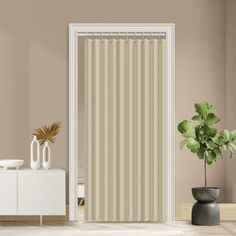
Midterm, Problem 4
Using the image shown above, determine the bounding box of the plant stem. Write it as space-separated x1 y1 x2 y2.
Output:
204 155 207 188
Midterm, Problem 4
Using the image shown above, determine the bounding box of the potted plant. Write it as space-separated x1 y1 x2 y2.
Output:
178 102 236 225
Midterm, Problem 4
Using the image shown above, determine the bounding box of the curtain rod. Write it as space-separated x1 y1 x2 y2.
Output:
77 32 166 37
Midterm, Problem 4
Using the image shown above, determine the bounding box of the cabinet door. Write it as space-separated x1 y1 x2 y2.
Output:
18 171 65 215
0 172 17 215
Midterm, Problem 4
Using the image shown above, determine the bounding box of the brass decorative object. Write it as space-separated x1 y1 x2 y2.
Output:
33 122 61 145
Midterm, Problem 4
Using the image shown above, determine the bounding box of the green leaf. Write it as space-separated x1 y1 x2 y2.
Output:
206 150 216 161
207 159 214 165
206 150 217 164
229 142 236 151
197 149 205 159
217 137 228 145
213 148 222 159
194 102 209 117
205 113 220 126
205 140 218 149
230 130 236 140
187 137 200 153
178 120 192 134
220 129 230 140
179 139 188 150
195 125 205 142
192 115 203 122
183 128 195 138
203 125 217 138
195 126 204 139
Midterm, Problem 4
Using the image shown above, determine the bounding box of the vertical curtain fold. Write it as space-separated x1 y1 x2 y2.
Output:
85 38 166 222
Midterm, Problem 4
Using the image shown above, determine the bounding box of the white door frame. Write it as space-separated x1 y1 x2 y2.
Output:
69 23 175 221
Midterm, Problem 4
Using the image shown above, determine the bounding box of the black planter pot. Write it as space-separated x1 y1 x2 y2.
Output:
191 187 220 226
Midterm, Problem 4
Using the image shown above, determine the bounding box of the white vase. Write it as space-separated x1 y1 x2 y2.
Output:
42 141 51 170
30 135 40 170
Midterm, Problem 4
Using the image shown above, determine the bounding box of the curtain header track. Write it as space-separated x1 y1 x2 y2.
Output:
77 32 166 37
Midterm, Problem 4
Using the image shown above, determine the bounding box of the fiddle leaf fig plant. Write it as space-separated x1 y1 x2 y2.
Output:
178 102 236 188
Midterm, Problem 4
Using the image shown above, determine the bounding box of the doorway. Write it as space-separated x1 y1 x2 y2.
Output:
69 23 175 222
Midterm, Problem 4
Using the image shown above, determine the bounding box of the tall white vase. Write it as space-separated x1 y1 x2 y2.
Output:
30 135 40 170
42 141 51 170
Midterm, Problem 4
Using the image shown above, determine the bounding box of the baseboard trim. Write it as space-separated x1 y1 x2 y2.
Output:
0 204 69 222
176 203 236 221
0 215 67 222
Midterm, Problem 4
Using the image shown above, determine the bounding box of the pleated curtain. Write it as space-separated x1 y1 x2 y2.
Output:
84 38 166 222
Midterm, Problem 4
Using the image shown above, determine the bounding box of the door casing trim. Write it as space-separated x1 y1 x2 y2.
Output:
69 23 175 221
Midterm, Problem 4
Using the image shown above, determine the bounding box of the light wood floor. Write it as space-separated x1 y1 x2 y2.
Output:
0 206 235 235
1 220 236 236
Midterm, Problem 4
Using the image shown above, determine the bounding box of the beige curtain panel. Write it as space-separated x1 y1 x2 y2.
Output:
84 38 166 222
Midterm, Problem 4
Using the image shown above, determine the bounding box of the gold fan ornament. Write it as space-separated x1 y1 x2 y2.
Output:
33 122 61 145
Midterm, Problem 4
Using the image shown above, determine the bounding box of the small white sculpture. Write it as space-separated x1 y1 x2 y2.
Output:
30 135 40 170
32 122 60 170
42 141 51 170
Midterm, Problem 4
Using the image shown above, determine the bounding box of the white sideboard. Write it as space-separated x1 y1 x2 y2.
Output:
0 168 65 218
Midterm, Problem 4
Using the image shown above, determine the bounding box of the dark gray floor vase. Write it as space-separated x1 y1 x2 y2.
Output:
191 187 220 226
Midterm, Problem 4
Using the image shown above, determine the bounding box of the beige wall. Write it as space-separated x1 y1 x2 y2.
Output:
174 0 225 203
0 0 226 203
225 0 236 202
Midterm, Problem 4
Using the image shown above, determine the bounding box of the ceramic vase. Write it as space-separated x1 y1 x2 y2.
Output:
191 187 220 225
42 141 51 169
30 135 40 170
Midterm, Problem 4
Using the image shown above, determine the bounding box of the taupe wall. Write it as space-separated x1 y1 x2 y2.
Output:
225 0 236 202
0 0 226 203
